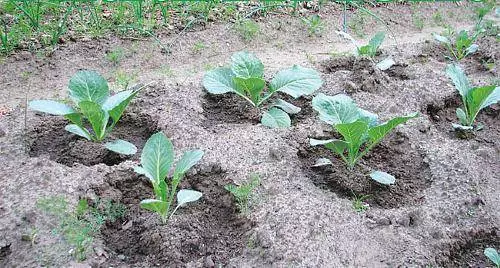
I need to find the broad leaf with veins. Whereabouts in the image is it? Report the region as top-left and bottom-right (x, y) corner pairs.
(311, 93), (418, 184)
(202, 51), (323, 129)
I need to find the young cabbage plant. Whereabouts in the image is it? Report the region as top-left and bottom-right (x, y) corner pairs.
(446, 63), (499, 130)
(310, 93), (418, 185)
(203, 51), (323, 128)
(134, 132), (204, 224)
(357, 31), (385, 58)
(301, 15), (325, 37)
(433, 28), (483, 61)
(336, 31), (394, 71)
(485, 247), (500, 268)
(29, 70), (151, 155)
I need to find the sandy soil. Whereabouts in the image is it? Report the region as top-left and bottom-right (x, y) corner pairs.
(0, 2), (499, 267)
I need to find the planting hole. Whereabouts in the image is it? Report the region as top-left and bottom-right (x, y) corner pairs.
(436, 228), (500, 267)
(425, 96), (499, 145)
(27, 112), (157, 167)
(297, 132), (431, 209)
(94, 166), (253, 266)
(322, 57), (413, 93)
(202, 92), (314, 126)
(202, 93), (261, 126)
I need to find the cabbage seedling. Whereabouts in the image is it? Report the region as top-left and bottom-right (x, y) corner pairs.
(302, 15), (325, 37)
(485, 247), (500, 268)
(28, 70), (151, 155)
(310, 93), (418, 185)
(134, 132), (203, 223)
(446, 63), (499, 130)
(357, 31), (385, 58)
(433, 28), (483, 60)
(336, 31), (394, 71)
(203, 51), (323, 128)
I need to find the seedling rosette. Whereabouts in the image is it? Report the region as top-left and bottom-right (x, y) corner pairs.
(134, 132), (204, 223)
(29, 70), (151, 155)
(310, 93), (418, 185)
(336, 31), (395, 71)
(445, 63), (499, 131)
(433, 28), (483, 61)
(203, 51), (323, 128)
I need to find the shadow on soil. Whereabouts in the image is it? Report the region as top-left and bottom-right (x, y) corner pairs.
(27, 112), (158, 167)
(297, 132), (431, 209)
(93, 165), (253, 267)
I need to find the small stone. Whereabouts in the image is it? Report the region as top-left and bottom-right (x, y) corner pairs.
(344, 80), (359, 92)
(476, 149), (491, 159)
(22, 211), (37, 224)
(376, 217), (391, 226)
(472, 197), (485, 206)
(21, 51), (31, 60)
(94, 246), (108, 258)
(396, 216), (410, 227)
(21, 234), (32, 242)
(431, 229), (443, 239)
(0, 127), (5, 137)
(204, 255), (215, 267)
(269, 148), (283, 160)
(118, 254), (126, 260)
(419, 125), (430, 133)
(256, 231), (272, 248)
(122, 220), (133, 230)
(470, 143), (480, 150)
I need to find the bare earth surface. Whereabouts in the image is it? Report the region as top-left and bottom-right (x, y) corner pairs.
(0, 3), (499, 267)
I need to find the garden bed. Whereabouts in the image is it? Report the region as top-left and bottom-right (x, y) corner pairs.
(0, 2), (498, 268)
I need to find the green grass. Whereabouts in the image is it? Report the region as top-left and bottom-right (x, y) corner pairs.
(352, 193), (370, 212)
(412, 15), (424, 31)
(410, 5), (424, 31)
(0, 1), (474, 56)
(302, 14), (325, 37)
(105, 47), (125, 66)
(37, 196), (125, 261)
(432, 11), (445, 26)
(347, 11), (367, 38)
(1, 0), (296, 55)
(114, 69), (138, 90)
(234, 19), (260, 42)
(192, 40), (207, 53)
(225, 174), (260, 214)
